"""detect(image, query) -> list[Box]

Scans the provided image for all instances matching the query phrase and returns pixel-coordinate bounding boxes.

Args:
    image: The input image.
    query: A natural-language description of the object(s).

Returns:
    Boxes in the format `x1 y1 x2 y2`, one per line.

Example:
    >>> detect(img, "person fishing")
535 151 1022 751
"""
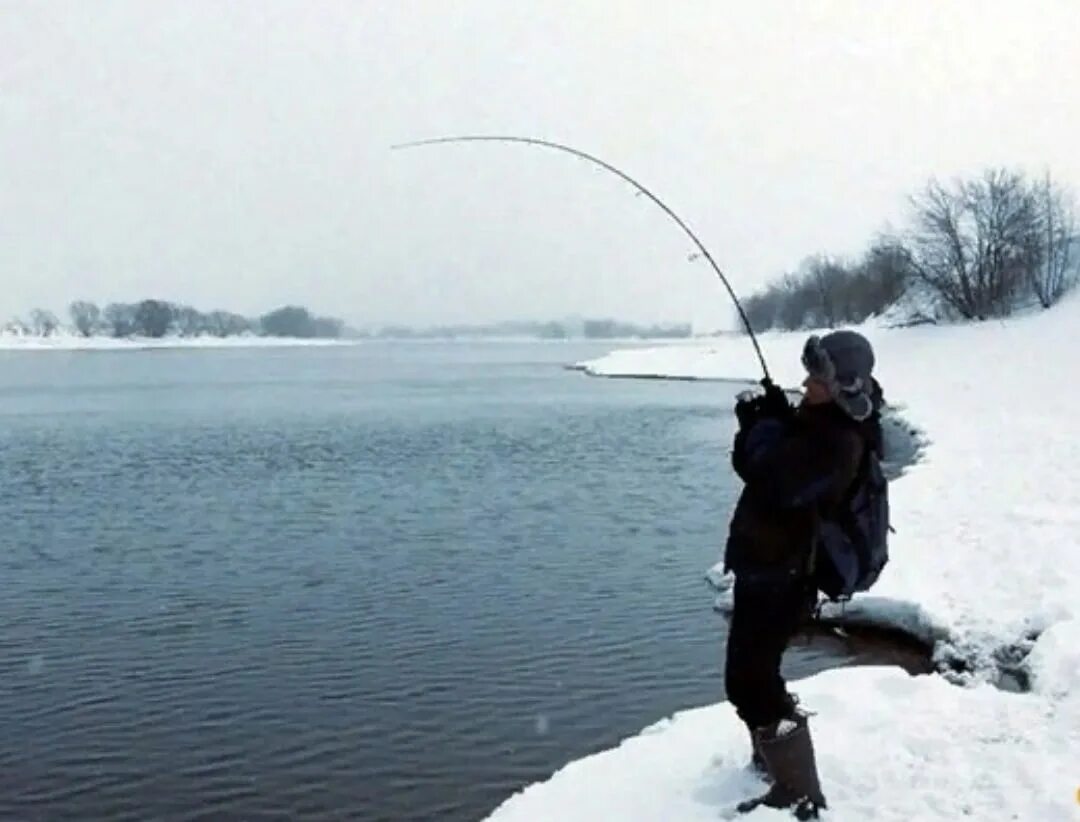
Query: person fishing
724 330 883 819
396 135 889 817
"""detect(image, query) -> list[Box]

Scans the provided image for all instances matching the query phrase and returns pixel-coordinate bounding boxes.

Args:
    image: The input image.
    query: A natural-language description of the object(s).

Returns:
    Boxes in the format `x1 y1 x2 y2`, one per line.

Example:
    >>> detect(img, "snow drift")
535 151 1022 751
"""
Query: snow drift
486 295 1080 821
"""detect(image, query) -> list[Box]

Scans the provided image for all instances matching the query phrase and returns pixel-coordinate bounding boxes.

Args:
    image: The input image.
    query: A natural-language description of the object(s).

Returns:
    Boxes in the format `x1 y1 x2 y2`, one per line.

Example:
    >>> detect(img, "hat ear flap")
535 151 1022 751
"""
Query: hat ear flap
837 391 873 422
801 335 835 382
837 375 864 394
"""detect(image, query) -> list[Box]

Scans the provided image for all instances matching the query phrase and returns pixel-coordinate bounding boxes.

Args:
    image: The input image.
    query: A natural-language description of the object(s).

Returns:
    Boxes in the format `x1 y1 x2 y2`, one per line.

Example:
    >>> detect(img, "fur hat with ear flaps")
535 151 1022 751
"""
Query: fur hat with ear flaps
801 330 877 421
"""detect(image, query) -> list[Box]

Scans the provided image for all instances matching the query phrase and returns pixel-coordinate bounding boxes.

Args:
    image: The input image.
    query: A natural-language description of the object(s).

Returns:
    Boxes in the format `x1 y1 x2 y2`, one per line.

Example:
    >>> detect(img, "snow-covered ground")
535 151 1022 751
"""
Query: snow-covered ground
487 295 1080 821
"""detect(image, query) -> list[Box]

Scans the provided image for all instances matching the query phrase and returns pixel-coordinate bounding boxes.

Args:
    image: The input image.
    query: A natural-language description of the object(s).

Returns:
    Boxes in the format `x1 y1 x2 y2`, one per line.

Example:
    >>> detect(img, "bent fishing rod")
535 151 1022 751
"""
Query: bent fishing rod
390 134 773 385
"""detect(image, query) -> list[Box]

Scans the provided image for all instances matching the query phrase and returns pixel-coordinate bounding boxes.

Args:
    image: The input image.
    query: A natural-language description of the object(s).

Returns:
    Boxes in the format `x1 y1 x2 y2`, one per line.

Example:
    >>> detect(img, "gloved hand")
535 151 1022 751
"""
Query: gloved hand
759 379 792 421
734 393 763 429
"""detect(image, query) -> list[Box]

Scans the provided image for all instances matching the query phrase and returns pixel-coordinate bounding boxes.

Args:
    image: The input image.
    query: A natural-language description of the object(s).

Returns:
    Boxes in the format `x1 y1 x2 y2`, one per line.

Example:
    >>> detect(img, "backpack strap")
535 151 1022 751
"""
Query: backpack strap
804 424 874 599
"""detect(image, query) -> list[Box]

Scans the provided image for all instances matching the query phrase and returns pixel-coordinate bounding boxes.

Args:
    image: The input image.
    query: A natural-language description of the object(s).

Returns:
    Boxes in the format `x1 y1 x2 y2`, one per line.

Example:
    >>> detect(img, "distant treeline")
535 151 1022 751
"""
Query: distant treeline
742 243 909 333
4 303 691 341
363 319 692 340
5 300 345 339
740 167 1080 332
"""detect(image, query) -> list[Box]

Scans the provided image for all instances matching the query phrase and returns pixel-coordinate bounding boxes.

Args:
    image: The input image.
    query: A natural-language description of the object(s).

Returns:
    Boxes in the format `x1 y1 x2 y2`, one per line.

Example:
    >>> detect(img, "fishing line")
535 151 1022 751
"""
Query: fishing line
391 134 772 384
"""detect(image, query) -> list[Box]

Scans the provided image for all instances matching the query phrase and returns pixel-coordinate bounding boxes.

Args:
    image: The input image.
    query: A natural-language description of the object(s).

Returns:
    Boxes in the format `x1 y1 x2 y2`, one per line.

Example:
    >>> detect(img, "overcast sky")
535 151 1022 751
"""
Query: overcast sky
2 1 1078 331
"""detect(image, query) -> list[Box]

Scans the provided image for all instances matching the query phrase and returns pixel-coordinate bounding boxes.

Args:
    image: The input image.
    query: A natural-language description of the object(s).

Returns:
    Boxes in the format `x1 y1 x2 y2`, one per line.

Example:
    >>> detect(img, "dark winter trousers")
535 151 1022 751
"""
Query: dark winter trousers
724 572 812 730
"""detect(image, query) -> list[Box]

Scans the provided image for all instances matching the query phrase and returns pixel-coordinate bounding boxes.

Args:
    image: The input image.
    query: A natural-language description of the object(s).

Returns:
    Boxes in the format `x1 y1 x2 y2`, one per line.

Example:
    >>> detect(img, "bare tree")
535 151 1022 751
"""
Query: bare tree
132 300 175 338
802 255 852 328
259 305 341 338
908 169 1040 319
741 287 782 333
206 310 252 337
104 303 136 337
69 301 102 337
173 305 205 337
725 167 1076 332
3 317 30 335
908 178 978 319
738 238 913 333
965 169 1040 315
775 273 811 330
29 309 60 337
852 239 912 320
1031 172 1078 308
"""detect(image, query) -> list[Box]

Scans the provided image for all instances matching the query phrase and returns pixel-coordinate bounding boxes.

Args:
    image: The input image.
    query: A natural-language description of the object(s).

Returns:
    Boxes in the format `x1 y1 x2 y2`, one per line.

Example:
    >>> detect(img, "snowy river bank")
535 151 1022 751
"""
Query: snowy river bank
487 296 1080 821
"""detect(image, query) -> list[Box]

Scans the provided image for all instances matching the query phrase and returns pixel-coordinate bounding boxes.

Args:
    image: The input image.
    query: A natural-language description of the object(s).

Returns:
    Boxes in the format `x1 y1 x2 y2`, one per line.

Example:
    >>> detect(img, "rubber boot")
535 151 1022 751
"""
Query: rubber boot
736 714 827 819
745 724 769 778
744 693 799 779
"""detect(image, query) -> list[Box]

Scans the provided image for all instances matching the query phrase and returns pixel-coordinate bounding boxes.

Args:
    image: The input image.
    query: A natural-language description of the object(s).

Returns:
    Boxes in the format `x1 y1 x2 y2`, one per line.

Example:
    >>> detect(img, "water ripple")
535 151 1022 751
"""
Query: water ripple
0 344 860 821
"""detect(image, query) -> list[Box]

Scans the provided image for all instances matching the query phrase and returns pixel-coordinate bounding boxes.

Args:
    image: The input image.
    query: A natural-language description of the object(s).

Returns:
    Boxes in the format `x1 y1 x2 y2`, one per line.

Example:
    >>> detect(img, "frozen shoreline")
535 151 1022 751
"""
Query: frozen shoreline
486 298 1080 820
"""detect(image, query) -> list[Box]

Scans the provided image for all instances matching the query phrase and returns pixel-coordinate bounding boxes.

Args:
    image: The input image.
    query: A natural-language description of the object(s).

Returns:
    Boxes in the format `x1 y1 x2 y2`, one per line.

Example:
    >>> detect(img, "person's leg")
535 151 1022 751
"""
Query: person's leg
724 573 802 730
766 576 814 717
727 576 827 817
725 586 771 773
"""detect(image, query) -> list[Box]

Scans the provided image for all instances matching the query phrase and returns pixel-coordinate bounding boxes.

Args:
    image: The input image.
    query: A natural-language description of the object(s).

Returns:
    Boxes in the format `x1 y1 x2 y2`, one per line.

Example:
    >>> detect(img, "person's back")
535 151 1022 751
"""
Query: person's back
726 399 869 576
724 330 882 819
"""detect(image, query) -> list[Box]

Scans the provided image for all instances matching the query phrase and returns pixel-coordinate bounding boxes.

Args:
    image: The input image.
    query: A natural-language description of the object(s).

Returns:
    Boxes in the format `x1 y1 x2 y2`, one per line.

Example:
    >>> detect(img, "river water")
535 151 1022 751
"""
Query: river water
0 341 920 821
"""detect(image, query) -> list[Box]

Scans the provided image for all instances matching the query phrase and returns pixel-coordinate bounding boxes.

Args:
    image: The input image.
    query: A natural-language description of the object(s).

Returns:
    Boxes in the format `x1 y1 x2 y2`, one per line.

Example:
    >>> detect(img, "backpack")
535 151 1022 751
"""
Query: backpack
812 444 891 602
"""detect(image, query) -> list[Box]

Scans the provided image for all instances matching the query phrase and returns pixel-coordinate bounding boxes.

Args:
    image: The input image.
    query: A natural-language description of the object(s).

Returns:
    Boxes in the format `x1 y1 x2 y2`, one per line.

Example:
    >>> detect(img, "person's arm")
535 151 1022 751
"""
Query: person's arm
731 428 751 483
740 419 862 509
